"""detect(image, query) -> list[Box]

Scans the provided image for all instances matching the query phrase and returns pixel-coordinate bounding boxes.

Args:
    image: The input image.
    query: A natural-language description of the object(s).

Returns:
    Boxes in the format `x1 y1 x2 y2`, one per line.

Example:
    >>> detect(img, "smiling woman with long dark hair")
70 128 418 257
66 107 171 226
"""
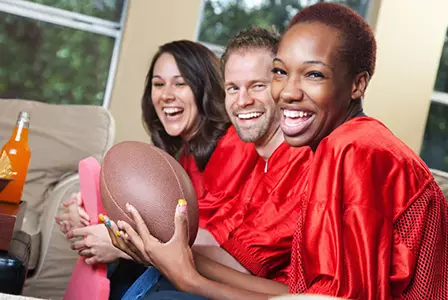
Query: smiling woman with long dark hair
142 40 230 172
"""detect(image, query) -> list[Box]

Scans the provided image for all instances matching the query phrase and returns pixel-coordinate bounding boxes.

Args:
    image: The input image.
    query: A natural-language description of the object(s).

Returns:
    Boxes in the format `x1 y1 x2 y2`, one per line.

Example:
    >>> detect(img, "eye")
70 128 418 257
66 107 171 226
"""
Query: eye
252 83 266 91
175 82 186 87
306 71 325 79
226 86 238 94
271 67 287 76
152 82 164 87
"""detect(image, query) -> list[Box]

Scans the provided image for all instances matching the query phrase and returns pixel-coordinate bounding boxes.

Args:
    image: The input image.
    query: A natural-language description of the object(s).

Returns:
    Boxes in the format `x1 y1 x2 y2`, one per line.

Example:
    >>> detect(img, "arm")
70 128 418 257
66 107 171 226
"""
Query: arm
192 228 249 274
184 272 279 300
300 205 393 298
105 202 289 300
193 252 288 295
293 139 434 298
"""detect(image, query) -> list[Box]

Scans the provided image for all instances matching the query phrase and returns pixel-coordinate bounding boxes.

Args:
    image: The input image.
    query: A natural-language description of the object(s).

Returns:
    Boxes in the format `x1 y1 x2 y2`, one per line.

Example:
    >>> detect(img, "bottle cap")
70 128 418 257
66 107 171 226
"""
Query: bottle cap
18 111 31 123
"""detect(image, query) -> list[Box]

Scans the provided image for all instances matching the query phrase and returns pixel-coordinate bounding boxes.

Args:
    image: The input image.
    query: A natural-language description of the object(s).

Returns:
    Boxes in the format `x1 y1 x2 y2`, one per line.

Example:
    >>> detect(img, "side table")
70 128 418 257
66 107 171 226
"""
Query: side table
0 230 31 295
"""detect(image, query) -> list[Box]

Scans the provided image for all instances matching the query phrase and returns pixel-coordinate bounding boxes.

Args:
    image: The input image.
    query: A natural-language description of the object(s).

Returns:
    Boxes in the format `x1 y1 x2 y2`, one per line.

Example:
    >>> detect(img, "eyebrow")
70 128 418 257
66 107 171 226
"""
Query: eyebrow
304 60 333 70
273 58 333 70
152 75 183 79
225 79 269 87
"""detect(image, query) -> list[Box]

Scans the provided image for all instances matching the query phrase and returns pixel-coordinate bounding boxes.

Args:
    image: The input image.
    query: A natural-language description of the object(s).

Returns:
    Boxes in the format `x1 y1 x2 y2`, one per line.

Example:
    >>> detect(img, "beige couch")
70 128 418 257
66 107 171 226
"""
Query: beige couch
0 99 115 300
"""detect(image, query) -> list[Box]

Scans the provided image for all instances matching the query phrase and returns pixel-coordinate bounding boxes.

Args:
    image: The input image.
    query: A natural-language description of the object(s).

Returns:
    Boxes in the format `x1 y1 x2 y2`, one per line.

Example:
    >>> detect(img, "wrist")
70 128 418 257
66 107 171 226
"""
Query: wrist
183 270 208 295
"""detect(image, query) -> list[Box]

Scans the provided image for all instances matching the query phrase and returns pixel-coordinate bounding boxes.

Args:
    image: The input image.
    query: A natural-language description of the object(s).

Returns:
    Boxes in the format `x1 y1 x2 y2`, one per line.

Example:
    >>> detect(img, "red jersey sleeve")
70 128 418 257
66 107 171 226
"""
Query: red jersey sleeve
289 117 448 299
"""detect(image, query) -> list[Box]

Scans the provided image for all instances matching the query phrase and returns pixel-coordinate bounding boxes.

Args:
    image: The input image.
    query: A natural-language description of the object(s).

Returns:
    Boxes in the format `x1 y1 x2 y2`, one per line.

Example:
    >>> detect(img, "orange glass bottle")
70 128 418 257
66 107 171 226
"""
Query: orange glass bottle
0 111 31 204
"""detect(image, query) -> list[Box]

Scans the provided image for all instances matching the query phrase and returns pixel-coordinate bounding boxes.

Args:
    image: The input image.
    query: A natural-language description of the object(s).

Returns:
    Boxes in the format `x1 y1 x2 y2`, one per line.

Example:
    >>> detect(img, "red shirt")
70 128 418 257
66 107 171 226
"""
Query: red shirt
289 117 448 299
179 127 315 283
204 142 313 283
178 126 258 228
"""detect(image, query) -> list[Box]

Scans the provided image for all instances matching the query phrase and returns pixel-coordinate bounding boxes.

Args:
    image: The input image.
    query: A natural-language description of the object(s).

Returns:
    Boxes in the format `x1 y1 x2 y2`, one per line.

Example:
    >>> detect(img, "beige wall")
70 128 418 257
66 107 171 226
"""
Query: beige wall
109 0 203 143
364 0 448 153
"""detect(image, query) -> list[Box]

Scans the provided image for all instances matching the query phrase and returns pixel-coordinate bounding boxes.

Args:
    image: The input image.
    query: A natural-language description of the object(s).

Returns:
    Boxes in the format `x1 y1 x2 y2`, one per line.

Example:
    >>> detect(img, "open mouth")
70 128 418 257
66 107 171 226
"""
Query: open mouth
236 112 263 121
163 107 184 119
281 109 315 136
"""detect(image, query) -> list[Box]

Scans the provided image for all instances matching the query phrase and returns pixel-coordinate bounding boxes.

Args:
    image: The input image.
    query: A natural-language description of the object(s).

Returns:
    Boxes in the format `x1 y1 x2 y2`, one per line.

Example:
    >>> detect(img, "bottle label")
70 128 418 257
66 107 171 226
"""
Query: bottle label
0 150 15 179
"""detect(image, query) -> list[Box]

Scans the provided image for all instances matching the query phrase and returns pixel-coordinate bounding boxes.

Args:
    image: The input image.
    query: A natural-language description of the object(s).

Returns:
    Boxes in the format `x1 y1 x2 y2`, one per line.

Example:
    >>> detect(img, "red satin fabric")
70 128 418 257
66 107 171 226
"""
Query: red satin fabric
180 127 316 283
205 142 313 283
178 126 259 228
289 117 448 299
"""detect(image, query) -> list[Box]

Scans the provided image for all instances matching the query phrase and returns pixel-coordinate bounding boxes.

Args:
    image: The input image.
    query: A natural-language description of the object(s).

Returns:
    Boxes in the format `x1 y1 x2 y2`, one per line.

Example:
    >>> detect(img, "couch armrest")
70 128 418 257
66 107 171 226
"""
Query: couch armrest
431 168 448 199
22 174 80 300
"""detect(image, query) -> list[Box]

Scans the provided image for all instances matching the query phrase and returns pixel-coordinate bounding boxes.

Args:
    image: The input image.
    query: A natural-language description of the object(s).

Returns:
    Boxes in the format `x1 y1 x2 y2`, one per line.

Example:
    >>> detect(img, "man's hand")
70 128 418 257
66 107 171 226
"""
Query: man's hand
67 224 130 265
55 192 90 234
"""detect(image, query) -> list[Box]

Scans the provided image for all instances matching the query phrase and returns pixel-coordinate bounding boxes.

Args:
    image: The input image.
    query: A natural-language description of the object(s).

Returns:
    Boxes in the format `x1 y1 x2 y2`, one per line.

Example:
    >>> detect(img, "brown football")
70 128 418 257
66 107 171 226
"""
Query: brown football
100 141 198 245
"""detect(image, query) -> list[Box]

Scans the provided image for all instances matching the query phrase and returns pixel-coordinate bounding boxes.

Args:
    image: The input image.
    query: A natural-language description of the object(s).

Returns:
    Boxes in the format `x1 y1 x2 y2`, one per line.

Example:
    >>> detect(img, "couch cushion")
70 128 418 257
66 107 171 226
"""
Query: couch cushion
0 99 115 215
21 212 40 270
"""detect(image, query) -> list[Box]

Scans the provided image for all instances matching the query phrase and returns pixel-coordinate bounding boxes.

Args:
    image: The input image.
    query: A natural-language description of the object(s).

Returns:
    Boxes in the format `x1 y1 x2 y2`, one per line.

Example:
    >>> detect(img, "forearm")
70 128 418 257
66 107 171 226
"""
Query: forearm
185 272 274 300
194 252 288 295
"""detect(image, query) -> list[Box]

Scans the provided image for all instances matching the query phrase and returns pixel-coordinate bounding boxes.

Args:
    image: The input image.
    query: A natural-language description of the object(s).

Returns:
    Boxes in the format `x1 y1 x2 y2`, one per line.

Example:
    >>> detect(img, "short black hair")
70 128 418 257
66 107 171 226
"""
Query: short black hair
288 2 376 77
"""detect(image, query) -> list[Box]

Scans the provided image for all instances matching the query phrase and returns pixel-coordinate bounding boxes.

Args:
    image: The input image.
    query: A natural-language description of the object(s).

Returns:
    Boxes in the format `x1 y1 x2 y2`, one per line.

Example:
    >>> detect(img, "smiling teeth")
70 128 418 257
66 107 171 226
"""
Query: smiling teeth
163 107 183 114
238 112 262 119
283 110 309 118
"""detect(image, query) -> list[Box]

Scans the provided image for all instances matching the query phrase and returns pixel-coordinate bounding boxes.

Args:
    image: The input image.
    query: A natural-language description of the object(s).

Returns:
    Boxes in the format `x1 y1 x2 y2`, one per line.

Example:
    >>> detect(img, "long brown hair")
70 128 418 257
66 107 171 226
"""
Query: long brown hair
142 40 230 171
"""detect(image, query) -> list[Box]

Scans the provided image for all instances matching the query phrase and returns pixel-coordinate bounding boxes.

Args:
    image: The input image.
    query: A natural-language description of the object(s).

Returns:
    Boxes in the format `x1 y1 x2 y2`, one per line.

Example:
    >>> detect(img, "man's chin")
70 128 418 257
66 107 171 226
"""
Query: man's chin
235 130 263 143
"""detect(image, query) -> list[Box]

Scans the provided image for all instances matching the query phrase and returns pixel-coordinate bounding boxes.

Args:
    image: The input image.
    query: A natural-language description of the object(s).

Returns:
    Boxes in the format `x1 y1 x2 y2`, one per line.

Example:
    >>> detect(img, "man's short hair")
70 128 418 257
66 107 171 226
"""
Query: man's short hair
221 27 280 74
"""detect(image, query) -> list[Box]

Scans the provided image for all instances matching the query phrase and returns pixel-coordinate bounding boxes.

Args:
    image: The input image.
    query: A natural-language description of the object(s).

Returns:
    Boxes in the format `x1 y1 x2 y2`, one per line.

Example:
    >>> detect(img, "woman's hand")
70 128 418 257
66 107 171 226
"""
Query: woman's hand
104 200 200 291
67 223 131 264
55 192 90 234
104 201 283 299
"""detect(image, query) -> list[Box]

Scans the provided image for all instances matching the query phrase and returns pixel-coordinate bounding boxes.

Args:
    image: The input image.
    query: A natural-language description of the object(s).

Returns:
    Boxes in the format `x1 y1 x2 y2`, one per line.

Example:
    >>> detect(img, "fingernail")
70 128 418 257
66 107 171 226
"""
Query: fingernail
105 219 111 227
115 231 121 237
126 203 134 212
124 233 129 239
98 214 105 223
177 199 187 213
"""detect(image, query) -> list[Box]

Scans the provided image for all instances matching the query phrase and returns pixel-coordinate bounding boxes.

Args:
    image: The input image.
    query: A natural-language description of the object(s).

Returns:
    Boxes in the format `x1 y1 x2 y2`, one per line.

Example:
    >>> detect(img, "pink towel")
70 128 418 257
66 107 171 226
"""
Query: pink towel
64 157 110 300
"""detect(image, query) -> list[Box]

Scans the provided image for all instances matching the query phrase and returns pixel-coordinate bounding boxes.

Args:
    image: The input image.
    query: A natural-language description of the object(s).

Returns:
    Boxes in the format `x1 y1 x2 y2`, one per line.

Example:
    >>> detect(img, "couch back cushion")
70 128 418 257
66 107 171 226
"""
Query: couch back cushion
0 99 115 214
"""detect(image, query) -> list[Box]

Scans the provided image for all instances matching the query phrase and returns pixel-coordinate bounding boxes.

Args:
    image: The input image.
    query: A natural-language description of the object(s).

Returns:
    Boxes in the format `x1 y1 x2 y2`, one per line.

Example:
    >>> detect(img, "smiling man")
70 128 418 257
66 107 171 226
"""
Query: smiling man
191 27 314 286
223 39 282 159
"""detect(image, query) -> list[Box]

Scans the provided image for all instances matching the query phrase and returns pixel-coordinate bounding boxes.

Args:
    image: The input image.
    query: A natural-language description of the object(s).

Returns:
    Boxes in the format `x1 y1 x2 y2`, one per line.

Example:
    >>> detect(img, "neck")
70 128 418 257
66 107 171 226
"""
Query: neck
255 125 284 160
310 100 364 151
341 99 364 124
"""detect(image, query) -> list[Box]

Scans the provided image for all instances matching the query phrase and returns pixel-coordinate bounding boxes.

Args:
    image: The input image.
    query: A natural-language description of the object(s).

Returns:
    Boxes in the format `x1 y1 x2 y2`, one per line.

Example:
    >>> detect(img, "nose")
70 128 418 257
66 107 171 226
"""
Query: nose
161 85 175 102
280 77 304 104
236 89 255 108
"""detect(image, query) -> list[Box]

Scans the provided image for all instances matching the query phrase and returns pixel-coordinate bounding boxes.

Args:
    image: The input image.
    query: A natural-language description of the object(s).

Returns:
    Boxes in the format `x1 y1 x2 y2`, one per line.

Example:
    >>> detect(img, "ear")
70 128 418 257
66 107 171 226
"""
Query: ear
351 71 370 100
